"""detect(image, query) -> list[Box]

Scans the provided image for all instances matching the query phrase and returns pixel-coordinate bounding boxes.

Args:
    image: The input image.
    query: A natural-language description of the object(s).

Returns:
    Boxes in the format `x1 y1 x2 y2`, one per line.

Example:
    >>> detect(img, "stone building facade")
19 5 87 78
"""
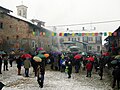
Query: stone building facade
0 6 56 52
59 33 102 53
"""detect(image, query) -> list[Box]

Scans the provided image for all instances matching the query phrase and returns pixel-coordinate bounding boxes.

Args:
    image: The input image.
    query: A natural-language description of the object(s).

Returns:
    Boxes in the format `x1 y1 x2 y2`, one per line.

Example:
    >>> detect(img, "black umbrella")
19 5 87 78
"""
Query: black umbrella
0 82 5 90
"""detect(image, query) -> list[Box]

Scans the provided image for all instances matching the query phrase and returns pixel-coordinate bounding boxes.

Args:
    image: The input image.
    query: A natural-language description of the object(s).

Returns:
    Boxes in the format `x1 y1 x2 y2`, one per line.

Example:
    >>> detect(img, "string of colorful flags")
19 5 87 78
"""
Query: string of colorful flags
32 31 118 37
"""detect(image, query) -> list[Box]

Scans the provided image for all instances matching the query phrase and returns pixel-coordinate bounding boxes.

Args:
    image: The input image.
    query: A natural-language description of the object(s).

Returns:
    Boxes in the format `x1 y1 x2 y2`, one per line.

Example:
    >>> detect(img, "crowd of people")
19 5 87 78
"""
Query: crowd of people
0 49 120 89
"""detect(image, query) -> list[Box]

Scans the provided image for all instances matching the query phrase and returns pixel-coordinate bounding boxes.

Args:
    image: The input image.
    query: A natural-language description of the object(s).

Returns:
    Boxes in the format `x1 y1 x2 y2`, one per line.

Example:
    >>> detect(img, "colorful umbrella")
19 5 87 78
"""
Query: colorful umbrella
115 55 120 59
33 56 42 62
37 47 44 51
21 54 32 58
86 56 94 62
38 50 46 54
37 54 46 58
44 54 49 58
81 52 87 56
0 51 6 55
74 54 82 59
102 52 109 56
111 60 118 64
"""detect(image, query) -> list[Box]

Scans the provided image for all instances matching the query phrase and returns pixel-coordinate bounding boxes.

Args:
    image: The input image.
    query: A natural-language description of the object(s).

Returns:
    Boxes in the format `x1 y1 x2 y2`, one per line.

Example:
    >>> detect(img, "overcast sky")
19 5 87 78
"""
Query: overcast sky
1 0 120 34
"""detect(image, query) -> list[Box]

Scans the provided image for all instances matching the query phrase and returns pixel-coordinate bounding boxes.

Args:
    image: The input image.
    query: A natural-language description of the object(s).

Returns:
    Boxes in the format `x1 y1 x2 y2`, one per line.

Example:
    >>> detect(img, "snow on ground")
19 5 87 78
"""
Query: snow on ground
0 62 113 90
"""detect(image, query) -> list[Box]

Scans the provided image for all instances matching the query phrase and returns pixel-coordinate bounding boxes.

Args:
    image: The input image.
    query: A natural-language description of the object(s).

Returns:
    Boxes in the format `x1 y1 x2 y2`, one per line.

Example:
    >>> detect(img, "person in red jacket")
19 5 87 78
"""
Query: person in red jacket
86 60 92 77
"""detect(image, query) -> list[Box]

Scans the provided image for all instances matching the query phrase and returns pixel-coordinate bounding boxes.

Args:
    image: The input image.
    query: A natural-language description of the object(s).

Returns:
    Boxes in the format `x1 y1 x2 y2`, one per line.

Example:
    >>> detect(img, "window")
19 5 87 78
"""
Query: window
0 22 3 29
68 37 70 41
72 38 76 41
88 46 92 51
32 40 35 48
78 37 80 41
83 36 88 42
72 38 74 41
96 36 101 41
97 46 100 51
18 10 21 16
88 37 93 41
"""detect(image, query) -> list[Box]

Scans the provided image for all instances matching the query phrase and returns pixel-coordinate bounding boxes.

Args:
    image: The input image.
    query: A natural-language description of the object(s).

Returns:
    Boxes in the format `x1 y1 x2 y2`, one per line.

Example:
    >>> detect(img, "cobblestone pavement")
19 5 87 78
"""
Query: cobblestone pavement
0 63 115 90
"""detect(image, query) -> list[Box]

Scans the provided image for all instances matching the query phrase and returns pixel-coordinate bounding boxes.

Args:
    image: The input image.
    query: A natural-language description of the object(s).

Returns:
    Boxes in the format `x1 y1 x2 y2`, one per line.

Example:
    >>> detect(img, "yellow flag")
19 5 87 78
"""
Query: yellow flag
86 33 89 36
43 32 45 36
108 32 112 36
92 33 95 36
72 33 75 36
52 32 54 36
32 32 35 35
62 33 64 36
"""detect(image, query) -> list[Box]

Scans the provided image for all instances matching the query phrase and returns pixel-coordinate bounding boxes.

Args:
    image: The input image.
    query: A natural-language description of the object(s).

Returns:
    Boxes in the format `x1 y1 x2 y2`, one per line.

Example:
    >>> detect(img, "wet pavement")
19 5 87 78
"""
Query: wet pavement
0 63 115 90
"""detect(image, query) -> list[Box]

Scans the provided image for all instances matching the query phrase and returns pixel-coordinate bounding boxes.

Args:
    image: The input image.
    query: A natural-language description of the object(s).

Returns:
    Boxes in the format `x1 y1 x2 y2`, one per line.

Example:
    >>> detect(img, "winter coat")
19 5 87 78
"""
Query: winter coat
60 59 65 66
86 62 92 71
3 57 8 65
24 59 31 69
0 56 2 65
112 66 120 79
16 57 22 69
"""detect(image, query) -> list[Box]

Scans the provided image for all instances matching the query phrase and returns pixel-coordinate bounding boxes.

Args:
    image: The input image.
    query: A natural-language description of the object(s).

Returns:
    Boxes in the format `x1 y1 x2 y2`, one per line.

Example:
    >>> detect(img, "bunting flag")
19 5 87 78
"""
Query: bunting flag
52 32 54 36
104 32 107 36
59 33 64 36
43 32 45 36
64 33 68 36
72 33 75 36
95 33 98 36
52 32 56 36
89 33 92 36
30 32 120 37
113 32 117 36
40 32 43 36
92 33 95 36
78 33 82 36
108 32 112 36
86 33 89 36
32 32 35 36
46 32 50 37
82 33 85 36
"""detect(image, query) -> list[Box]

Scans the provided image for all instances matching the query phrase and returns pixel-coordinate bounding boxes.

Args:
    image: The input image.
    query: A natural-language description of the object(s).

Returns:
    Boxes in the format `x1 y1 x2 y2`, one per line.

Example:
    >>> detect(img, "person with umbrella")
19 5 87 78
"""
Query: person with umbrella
74 54 82 73
33 52 46 88
37 62 45 88
86 60 92 77
23 57 31 77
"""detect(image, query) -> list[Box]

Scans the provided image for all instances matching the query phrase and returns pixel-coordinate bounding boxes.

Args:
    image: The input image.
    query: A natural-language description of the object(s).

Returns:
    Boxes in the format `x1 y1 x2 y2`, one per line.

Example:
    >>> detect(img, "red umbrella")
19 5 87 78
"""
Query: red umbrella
74 54 82 59
86 56 94 62
102 52 109 56
37 47 44 51
21 54 32 58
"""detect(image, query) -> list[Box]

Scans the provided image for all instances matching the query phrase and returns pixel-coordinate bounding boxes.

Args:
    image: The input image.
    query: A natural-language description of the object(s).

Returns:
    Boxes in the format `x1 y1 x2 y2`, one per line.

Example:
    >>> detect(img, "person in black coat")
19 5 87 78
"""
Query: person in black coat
67 61 72 78
65 61 72 78
112 66 120 89
16 56 23 75
37 62 45 88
